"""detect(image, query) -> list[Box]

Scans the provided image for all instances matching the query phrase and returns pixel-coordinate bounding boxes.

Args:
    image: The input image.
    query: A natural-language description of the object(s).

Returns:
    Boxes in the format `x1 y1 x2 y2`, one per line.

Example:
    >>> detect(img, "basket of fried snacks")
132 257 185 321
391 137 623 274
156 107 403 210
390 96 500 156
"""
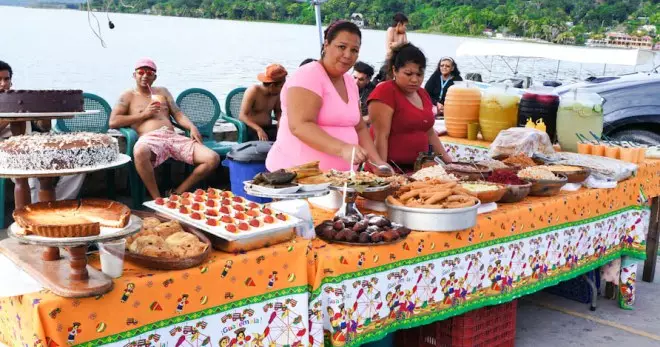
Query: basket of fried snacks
385 179 480 232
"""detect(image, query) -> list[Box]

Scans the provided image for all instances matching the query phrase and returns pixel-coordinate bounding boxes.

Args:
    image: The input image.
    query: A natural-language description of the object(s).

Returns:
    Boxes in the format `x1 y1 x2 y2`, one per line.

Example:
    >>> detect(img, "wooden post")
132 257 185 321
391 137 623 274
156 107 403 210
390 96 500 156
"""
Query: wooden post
643 197 660 283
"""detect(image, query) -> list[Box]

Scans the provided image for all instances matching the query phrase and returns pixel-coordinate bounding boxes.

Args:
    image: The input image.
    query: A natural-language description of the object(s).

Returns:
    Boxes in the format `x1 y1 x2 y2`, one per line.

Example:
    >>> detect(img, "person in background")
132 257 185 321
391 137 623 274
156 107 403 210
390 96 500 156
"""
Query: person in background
0 60 85 203
385 13 408 58
424 57 462 116
368 43 452 171
110 58 219 199
265 21 390 173
239 64 287 141
299 58 317 67
352 61 376 120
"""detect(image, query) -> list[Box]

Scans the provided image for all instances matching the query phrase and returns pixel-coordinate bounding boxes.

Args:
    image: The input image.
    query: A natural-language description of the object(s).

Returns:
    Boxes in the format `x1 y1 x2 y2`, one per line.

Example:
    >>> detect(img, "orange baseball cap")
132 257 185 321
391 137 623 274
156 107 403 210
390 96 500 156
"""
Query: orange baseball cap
258 64 288 83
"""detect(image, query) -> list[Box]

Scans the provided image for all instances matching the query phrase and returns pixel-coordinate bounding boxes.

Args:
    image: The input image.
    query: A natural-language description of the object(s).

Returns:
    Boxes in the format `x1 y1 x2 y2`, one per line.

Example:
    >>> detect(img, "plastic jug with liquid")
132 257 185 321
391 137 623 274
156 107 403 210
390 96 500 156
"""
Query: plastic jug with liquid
517 87 560 142
444 81 482 138
556 89 604 153
478 84 521 141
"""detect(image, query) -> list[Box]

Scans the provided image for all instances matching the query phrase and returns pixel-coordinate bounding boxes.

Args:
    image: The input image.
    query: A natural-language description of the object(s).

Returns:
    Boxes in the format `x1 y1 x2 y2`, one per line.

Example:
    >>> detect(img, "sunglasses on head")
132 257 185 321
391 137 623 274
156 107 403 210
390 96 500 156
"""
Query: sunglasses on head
136 68 155 77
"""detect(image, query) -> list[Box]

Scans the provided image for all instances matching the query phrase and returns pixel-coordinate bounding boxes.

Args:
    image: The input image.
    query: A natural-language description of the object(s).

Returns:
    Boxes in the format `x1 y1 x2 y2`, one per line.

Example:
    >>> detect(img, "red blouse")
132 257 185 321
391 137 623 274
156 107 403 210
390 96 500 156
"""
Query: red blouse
368 80 435 165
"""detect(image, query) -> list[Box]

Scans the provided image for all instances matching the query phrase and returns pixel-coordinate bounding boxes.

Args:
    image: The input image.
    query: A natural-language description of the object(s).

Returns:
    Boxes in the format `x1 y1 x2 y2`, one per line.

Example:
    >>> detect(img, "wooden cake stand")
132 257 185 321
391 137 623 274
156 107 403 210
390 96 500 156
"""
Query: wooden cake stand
1 215 142 297
0 154 134 297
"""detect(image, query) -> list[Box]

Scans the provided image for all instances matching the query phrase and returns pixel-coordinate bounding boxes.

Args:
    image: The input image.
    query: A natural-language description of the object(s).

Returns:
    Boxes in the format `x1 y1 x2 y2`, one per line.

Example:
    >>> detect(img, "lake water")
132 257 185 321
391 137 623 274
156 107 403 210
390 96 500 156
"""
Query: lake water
2 6 657 106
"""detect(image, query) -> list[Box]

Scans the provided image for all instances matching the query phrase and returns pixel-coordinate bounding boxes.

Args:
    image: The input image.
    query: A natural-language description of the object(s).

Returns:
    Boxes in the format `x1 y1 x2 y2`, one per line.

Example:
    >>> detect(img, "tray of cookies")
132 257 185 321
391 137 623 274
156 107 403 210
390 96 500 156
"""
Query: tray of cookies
122 210 211 270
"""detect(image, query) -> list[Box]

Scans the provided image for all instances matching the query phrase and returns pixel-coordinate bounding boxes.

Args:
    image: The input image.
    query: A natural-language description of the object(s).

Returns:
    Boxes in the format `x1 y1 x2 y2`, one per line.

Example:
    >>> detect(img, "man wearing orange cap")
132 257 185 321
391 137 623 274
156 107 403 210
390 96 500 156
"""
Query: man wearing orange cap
239 64 288 141
110 58 219 199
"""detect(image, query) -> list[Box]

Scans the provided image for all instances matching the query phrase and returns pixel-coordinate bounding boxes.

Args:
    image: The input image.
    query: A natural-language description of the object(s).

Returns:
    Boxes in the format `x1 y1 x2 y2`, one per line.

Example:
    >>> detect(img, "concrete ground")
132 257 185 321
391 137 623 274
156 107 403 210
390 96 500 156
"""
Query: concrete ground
517 257 660 347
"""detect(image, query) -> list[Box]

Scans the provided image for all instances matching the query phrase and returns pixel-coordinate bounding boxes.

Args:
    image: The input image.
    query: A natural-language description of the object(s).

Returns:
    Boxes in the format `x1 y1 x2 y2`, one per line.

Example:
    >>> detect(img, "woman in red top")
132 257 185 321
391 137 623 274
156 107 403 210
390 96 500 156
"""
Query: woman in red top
368 43 452 170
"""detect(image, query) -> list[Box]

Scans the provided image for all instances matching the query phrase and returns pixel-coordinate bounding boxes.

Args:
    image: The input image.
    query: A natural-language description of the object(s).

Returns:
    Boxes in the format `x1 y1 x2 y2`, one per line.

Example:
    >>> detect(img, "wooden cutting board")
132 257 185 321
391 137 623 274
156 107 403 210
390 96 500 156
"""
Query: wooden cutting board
0 239 113 298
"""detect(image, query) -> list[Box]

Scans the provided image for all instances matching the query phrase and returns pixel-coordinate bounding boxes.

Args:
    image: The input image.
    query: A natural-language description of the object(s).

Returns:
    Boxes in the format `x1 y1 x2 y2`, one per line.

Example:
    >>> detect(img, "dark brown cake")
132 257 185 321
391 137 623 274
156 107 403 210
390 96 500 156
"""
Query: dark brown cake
0 90 84 113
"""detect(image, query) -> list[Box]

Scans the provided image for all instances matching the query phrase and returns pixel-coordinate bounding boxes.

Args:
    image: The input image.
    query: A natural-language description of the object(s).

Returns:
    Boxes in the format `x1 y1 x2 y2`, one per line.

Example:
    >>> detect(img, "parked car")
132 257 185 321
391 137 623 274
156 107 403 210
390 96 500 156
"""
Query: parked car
554 72 660 145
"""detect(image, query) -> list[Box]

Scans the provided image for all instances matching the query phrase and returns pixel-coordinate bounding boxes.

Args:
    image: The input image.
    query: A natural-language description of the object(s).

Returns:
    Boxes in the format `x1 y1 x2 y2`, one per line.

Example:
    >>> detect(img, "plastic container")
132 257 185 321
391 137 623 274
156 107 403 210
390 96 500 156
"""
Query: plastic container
545 270 600 304
556 89 604 153
397 301 517 347
444 81 482 138
517 88 560 142
479 85 521 141
605 146 620 159
577 142 591 155
98 239 126 278
222 141 274 203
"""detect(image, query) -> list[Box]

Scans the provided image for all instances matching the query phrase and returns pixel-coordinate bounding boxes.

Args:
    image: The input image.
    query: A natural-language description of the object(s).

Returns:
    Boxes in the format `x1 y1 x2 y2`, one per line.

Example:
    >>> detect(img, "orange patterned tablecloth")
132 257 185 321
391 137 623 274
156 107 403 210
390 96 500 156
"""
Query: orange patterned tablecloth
306 158 660 346
1 145 658 347
0 238 311 347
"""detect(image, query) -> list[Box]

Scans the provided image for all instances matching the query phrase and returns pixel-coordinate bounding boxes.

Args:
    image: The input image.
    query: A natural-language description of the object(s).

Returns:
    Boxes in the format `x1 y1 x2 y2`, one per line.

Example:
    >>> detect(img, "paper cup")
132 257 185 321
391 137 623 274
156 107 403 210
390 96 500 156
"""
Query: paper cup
151 94 167 104
592 144 606 157
619 147 636 163
467 122 479 141
635 147 646 163
98 239 126 278
605 146 620 159
577 143 591 155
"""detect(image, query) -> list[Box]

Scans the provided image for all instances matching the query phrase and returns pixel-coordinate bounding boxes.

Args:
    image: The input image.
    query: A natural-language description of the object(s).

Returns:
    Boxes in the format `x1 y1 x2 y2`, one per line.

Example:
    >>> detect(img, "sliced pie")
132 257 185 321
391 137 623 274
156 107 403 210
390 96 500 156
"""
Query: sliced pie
13 199 131 238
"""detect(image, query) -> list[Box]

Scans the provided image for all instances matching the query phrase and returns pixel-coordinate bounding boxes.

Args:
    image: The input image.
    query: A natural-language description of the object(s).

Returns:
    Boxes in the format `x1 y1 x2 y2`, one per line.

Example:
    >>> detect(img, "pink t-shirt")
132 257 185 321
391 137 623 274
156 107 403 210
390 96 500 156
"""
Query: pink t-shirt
266 62 360 172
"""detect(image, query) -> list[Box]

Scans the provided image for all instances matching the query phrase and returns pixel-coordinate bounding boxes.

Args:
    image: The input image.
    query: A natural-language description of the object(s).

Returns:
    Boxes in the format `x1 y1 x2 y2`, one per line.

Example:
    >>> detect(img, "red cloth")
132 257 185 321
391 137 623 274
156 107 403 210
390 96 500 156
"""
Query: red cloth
368 80 435 165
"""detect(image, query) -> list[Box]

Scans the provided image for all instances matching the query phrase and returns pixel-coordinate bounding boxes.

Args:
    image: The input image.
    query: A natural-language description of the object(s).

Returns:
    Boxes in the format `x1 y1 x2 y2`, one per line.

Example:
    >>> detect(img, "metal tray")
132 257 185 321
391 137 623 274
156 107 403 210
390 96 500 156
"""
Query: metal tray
243 183 330 200
386 201 480 232
207 227 296 253
143 201 302 242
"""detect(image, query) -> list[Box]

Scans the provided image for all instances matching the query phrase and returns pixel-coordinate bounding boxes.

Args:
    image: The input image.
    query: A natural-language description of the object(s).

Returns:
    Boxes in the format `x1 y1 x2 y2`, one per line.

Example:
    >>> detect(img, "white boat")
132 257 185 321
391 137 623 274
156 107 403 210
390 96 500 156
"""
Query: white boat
456 40 657 89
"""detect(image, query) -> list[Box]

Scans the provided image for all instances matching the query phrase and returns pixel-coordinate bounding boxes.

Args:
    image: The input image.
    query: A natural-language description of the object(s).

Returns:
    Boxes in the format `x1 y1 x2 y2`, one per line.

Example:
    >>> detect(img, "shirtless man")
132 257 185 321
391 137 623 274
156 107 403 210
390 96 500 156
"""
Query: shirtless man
239 64 287 141
385 13 408 58
109 58 219 199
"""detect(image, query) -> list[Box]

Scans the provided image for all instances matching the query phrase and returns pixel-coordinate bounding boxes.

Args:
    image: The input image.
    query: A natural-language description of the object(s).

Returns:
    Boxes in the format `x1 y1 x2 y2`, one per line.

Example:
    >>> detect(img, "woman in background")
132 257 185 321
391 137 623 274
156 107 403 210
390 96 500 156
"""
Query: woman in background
424 57 462 116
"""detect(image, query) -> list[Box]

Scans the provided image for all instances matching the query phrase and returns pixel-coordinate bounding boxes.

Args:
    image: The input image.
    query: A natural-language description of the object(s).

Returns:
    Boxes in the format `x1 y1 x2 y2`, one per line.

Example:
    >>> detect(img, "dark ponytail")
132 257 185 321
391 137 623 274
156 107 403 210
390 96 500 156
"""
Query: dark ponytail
386 43 426 80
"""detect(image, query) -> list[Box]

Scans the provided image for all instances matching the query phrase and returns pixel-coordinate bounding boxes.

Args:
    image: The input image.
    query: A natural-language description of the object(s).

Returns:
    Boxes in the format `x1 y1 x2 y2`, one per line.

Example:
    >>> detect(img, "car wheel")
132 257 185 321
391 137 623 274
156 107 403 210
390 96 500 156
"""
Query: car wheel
610 129 660 145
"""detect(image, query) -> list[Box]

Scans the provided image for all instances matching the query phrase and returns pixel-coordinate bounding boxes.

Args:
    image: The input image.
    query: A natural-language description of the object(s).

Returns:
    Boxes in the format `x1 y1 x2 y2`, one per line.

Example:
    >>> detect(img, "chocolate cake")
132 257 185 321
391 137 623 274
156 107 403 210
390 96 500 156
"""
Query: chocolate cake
0 90 84 113
0 132 119 171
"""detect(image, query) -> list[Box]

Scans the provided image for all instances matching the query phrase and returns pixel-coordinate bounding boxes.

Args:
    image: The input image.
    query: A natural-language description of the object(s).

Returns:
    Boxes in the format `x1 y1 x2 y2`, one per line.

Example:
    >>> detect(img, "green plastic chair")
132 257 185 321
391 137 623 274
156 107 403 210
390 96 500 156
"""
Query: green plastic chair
54 93 133 202
176 88 244 156
224 87 249 142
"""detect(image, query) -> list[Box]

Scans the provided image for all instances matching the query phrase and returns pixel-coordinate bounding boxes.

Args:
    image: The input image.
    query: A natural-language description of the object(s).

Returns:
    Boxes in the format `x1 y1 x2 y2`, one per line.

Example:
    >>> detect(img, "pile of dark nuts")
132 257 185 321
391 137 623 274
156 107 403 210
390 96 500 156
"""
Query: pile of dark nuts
315 214 411 243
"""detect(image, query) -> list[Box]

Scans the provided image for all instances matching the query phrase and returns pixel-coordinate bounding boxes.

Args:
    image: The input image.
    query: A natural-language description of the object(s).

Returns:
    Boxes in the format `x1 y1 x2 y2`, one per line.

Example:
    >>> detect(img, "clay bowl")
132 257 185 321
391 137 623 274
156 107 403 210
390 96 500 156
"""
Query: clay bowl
123 210 212 270
461 182 507 204
359 184 399 202
546 165 591 184
499 182 533 203
445 162 492 181
527 174 568 197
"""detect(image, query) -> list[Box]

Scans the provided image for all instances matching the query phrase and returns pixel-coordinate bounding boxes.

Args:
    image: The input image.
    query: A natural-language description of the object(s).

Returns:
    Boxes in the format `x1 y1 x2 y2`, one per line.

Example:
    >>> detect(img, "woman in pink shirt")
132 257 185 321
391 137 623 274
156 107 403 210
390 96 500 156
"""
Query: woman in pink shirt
266 21 389 172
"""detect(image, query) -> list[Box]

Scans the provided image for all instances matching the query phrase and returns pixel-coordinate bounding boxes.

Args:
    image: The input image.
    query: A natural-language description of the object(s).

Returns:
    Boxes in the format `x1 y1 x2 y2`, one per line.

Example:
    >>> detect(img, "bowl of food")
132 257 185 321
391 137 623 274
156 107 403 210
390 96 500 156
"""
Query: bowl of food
444 162 492 181
518 167 567 197
359 175 409 202
460 181 507 204
486 169 531 203
541 165 591 183
500 182 533 203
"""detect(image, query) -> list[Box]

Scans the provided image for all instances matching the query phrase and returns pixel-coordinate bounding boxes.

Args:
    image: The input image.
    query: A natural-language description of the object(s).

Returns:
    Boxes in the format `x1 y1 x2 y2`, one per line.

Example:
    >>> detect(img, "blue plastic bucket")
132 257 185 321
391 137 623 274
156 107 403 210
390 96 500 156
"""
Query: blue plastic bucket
223 141 274 203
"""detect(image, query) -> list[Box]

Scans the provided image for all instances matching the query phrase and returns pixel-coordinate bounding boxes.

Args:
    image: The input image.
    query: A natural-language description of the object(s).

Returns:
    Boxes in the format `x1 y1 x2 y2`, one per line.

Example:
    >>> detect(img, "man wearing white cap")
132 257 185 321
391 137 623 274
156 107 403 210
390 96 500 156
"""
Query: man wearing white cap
110 58 219 199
